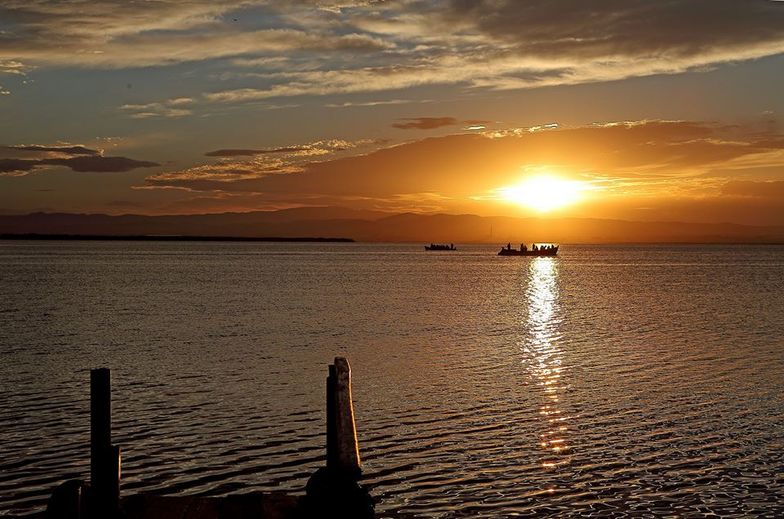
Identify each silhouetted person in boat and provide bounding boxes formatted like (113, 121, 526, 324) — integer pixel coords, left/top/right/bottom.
(507, 242, 511, 250)
(533, 244, 538, 251)
(450, 243, 454, 250)
(520, 243, 527, 251)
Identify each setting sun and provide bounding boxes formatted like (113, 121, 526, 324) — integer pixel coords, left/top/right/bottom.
(500, 176, 587, 212)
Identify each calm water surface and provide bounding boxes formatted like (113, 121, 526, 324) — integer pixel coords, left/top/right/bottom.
(1, 242, 783, 517)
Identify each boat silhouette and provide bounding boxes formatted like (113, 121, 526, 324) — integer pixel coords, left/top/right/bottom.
(425, 243, 456, 251)
(498, 243, 558, 256)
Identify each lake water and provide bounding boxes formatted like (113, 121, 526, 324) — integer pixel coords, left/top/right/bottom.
(1, 242, 783, 517)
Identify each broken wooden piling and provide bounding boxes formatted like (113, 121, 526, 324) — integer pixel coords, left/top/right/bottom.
(303, 356, 373, 517)
(327, 357, 361, 477)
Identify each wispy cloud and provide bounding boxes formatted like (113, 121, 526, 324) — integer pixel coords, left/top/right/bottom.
(0, 2, 394, 69)
(0, 59, 30, 75)
(145, 137, 375, 190)
(1, 0, 782, 101)
(120, 98, 195, 118)
(325, 99, 424, 108)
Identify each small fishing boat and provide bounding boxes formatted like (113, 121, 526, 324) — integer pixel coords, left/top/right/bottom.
(498, 243, 558, 256)
(425, 243, 456, 251)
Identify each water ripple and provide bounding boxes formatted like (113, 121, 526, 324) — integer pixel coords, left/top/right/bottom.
(1, 243, 783, 517)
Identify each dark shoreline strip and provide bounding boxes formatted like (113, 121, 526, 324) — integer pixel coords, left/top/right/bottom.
(0, 234, 354, 243)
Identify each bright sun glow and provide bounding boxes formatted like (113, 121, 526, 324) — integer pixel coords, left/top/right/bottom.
(500, 175, 586, 212)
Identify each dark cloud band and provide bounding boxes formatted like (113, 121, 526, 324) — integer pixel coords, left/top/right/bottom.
(392, 117, 459, 130)
(205, 146, 311, 157)
(6, 145, 100, 156)
(1, 150, 159, 174)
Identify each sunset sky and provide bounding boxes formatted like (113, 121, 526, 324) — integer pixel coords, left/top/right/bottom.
(2, 0, 784, 225)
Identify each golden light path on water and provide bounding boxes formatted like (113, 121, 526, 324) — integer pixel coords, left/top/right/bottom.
(522, 257, 571, 480)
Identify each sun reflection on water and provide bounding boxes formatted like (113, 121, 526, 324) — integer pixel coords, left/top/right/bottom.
(522, 257, 570, 470)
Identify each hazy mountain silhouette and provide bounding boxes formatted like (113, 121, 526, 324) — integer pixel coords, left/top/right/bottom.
(1, 207, 783, 243)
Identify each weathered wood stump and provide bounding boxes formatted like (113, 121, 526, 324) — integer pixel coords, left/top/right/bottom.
(327, 357, 362, 476)
(304, 357, 374, 518)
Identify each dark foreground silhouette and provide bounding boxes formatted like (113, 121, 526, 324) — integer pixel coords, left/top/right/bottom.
(45, 361, 373, 519)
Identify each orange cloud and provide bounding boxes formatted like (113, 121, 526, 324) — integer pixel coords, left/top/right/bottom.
(146, 121, 781, 188)
(722, 180, 784, 198)
(134, 120, 784, 222)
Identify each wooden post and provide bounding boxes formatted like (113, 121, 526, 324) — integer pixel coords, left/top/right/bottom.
(326, 357, 361, 477)
(90, 368, 111, 488)
(90, 368, 120, 517)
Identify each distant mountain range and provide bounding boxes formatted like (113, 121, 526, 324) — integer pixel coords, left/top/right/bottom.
(1, 207, 783, 243)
